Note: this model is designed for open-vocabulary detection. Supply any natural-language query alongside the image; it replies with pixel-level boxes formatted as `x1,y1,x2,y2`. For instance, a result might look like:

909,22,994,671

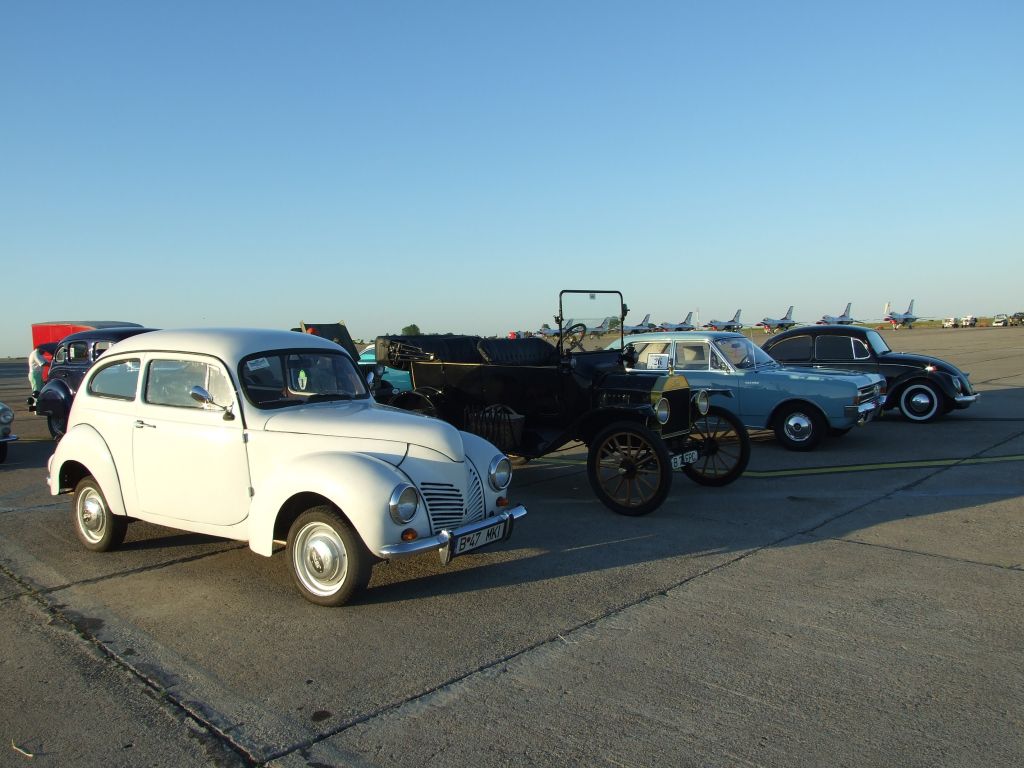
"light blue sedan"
613,331,886,451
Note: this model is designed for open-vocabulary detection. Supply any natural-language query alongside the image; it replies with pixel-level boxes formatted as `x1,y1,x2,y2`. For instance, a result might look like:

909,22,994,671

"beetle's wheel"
587,421,672,516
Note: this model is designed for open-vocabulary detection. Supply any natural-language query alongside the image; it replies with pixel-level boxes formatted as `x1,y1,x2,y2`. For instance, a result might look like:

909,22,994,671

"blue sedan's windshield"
714,338,778,370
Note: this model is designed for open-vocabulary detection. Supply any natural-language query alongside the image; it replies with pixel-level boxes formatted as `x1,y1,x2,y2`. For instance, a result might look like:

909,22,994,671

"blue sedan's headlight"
0,407,13,425
488,456,512,491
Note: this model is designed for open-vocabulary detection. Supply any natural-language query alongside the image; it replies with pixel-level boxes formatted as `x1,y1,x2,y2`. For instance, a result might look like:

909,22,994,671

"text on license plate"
453,519,506,556
671,450,699,470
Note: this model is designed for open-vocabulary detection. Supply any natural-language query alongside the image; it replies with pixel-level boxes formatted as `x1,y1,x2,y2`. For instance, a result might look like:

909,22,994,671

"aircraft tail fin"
844,302,852,317
683,311,693,324
732,309,741,323
784,306,793,320
640,313,650,326
907,299,914,314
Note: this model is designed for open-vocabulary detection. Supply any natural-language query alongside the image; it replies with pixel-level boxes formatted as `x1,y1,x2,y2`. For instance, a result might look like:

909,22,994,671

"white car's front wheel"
287,506,371,607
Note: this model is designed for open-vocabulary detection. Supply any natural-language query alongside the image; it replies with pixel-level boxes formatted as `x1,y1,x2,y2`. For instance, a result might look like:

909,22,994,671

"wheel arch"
248,452,405,557
49,425,128,518
767,398,828,429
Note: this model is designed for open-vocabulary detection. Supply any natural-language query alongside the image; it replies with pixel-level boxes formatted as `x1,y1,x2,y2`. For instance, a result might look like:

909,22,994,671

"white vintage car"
47,328,526,606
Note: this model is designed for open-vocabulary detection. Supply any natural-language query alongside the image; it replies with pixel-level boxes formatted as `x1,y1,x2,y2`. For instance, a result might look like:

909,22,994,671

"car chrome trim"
954,393,979,404
377,505,527,560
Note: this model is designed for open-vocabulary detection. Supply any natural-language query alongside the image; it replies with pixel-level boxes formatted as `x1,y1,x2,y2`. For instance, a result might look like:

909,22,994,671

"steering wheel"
562,322,588,353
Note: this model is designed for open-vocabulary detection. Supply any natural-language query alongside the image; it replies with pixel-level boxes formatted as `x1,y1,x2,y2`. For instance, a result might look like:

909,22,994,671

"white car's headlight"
389,484,419,524
488,455,512,491
0,407,13,425
692,390,710,416
654,397,671,425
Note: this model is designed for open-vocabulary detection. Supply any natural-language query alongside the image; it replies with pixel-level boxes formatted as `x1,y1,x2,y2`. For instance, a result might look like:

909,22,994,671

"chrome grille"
857,384,881,404
421,464,486,535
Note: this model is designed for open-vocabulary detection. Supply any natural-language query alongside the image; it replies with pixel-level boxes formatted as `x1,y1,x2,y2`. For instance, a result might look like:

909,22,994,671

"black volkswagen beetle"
28,326,156,438
762,325,978,423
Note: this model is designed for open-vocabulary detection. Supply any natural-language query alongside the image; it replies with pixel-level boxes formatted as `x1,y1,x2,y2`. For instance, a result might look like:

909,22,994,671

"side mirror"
190,386,235,420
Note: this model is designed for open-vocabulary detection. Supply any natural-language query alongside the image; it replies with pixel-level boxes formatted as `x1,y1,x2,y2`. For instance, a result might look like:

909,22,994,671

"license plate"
671,450,699,470
452,518,507,557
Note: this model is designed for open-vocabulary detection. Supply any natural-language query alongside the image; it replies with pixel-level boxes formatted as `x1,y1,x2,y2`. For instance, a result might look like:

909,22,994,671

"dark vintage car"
28,326,156,438
375,291,750,516
762,325,978,423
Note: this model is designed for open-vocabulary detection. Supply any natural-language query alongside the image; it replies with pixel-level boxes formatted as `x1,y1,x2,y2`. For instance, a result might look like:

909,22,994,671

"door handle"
134,420,155,429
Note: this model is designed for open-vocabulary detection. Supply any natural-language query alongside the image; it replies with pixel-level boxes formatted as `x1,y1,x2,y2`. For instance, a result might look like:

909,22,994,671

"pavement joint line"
825,535,1023,572
0,560,261,766
745,453,1024,478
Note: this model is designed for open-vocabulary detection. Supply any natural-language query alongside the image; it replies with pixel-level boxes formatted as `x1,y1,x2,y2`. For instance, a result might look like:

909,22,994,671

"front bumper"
377,504,526,564
844,399,882,425
954,393,979,408
0,435,17,444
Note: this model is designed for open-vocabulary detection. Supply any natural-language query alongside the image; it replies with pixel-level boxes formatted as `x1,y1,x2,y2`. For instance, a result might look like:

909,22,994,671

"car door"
132,355,252,527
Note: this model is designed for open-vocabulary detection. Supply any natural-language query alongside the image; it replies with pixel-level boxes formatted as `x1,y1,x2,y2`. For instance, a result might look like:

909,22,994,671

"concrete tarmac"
0,326,1021,766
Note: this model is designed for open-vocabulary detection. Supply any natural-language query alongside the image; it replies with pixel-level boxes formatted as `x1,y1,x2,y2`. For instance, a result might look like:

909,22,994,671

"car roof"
56,327,158,345
767,324,872,340
106,328,349,362
621,330,746,344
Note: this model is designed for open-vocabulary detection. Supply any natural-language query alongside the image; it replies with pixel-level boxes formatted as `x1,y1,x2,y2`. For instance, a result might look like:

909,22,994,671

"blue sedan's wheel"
773,403,825,451
898,382,942,422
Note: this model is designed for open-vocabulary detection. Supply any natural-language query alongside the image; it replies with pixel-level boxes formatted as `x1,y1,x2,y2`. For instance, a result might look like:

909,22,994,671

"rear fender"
49,424,127,517
35,380,74,419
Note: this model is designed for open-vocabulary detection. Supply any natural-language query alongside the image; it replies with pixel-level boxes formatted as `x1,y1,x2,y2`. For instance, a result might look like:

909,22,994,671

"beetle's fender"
48,424,128,518
888,371,958,405
248,451,408,557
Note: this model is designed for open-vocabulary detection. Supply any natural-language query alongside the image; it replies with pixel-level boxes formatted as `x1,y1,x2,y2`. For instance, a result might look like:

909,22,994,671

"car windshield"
864,330,891,355
239,350,369,409
713,337,777,370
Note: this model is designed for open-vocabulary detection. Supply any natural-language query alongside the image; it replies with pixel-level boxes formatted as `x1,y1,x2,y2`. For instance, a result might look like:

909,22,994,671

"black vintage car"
762,324,979,423
376,291,750,516
29,326,156,438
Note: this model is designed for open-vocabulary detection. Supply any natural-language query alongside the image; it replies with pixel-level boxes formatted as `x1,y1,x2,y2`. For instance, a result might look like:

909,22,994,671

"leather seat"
476,338,560,366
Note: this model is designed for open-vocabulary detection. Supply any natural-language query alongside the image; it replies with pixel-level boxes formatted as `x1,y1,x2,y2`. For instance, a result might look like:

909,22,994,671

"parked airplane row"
532,301,923,337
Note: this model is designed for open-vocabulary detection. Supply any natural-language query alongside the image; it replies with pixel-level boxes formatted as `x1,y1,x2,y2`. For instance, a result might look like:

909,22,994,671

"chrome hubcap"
294,522,347,596
911,392,932,410
78,492,106,542
784,413,813,442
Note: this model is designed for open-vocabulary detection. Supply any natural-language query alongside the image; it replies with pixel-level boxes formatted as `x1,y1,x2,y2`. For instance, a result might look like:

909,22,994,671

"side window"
633,342,670,370
816,336,855,361
710,348,730,371
852,338,871,360
88,360,141,400
768,335,812,363
53,345,68,365
68,341,89,363
146,359,233,408
675,343,709,370
93,341,113,359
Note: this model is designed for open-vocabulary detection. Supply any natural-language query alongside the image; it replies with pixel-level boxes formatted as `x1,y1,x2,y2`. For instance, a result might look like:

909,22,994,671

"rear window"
767,335,811,363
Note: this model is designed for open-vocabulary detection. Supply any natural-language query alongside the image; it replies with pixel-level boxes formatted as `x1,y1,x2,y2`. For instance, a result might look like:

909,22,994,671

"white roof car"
47,328,525,606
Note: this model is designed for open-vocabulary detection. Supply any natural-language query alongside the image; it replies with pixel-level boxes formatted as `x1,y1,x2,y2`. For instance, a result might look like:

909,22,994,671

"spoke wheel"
683,407,750,486
587,421,672,516
73,477,127,552
287,506,371,606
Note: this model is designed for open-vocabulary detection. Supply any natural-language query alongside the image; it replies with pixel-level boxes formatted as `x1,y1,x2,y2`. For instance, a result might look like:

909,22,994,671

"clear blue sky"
2,1,1021,355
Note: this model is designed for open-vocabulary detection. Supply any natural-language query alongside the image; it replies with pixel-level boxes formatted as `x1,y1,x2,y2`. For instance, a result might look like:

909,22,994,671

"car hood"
261,402,465,461
775,365,882,383
879,351,963,375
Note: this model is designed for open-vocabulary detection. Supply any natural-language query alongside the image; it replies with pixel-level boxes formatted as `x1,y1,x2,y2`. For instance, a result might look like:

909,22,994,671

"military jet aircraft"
622,313,657,334
703,310,742,332
884,300,919,329
818,303,856,325
755,306,797,334
658,312,694,332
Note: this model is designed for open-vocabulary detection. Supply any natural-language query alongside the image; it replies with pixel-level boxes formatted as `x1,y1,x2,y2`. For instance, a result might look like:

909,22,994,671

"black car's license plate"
671,450,699,470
